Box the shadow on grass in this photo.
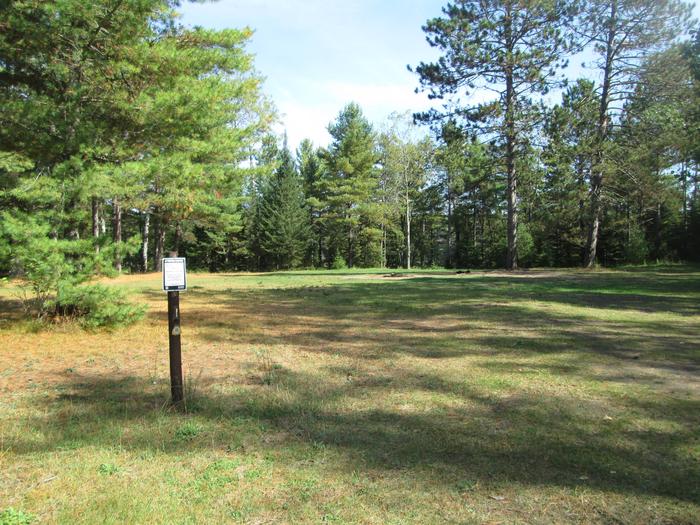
[5,268,700,505]
[8,368,700,505]
[139,271,700,366]
[0,296,24,323]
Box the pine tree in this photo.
[611,46,695,262]
[579,0,694,267]
[320,103,380,267]
[0,0,270,310]
[413,0,576,269]
[258,144,310,269]
[434,123,501,268]
[297,139,325,267]
[539,79,598,265]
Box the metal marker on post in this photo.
[162,257,187,405]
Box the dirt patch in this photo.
[589,360,700,395]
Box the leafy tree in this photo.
[378,113,434,269]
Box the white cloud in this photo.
[273,79,500,150]
[273,79,437,149]
[274,101,333,151]
[323,81,432,115]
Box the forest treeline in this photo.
[1,0,700,316]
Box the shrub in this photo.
[1,211,141,321]
[52,283,146,329]
[175,421,203,441]
[331,254,347,270]
[98,463,120,475]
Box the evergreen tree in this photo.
[297,139,325,267]
[320,103,380,267]
[610,46,695,262]
[0,0,270,314]
[413,0,576,269]
[434,123,502,268]
[684,31,700,260]
[245,135,282,270]
[538,79,598,266]
[411,182,447,267]
[579,0,694,266]
[258,143,310,269]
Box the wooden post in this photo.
[167,291,184,405]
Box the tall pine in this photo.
[579,0,694,266]
[320,103,380,267]
[413,0,576,269]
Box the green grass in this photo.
[1,266,699,523]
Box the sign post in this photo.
[162,257,186,405]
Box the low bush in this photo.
[330,255,347,270]
[52,283,146,329]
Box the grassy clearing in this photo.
[1,266,699,524]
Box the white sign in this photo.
[162,258,187,291]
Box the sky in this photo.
[179,0,700,150]
[178,0,445,149]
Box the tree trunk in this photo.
[347,216,354,268]
[92,197,100,253]
[681,160,688,231]
[585,175,603,267]
[504,95,518,269]
[318,234,323,268]
[113,196,122,272]
[446,186,453,268]
[480,203,486,265]
[585,0,616,268]
[155,221,165,272]
[142,212,150,272]
[421,217,426,266]
[626,203,631,248]
[455,212,461,268]
[473,206,478,264]
[405,193,411,270]
[174,222,183,257]
[380,222,386,268]
[504,5,518,270]
[655,201,662,258]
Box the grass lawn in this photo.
[1,266,699,524]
